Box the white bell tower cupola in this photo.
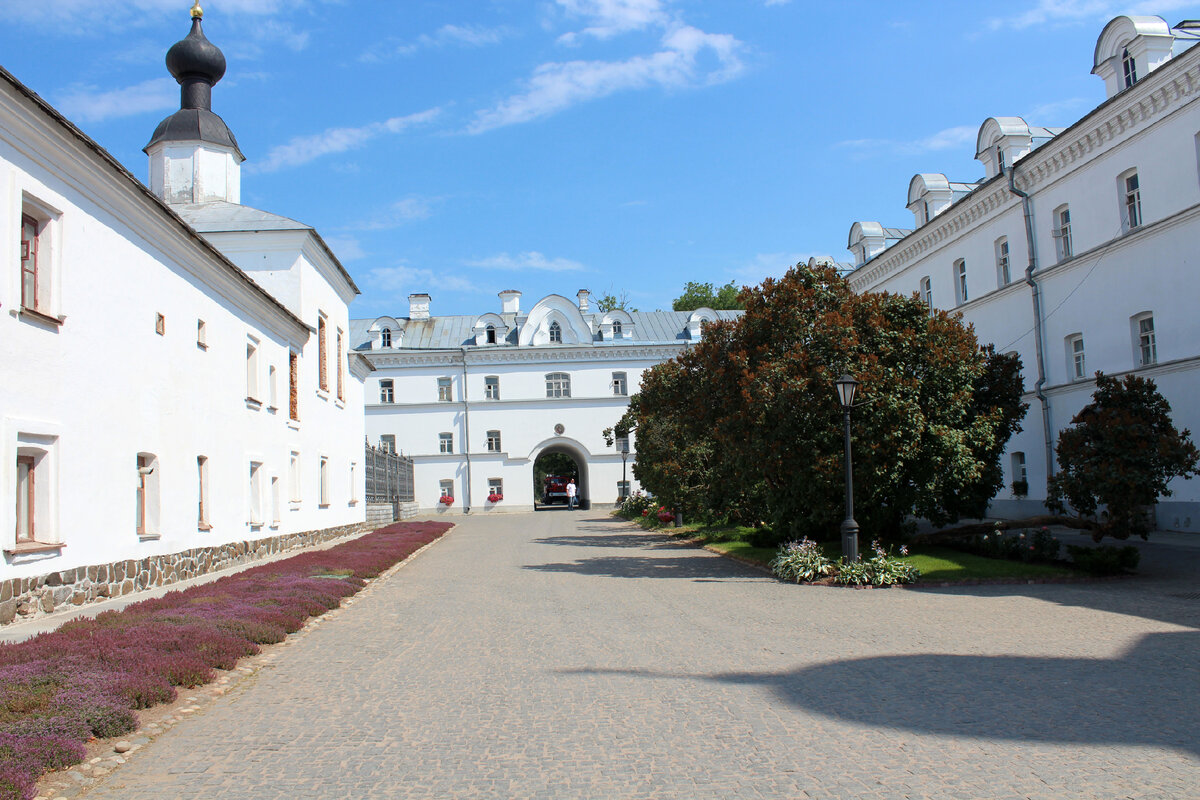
[144,3,244,205]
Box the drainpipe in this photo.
[1007,161,1055,483]
[459,348,473,514]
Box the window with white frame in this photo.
[954,260,968,305]
[197,319,207,348]
[336,328,345,401]
[15,454,36,544]
[439,432,453,453]
[268,365,278,410]
[920,276,933,310]
[289,451,301,502]
[1121,171,1142,231]
[439,480,454,498]
[546,372,571,398]
[488,478,503,497]
[380,328,392,348]
[246,339,260,403]
[485,324,496,344]
[1134,312,1157,366]
[612,372,627,396]
[1067,334,1086,380]
[249,461,264,525]
[317,314,328,392]
[1122,47,1138,88]
[612,320,623,337]
[289,351,299,422]
[484,376,500,400]
[486,430,502,452]
[1053,205,1072,262]
[1011,452,1027,493]
[380,434,396,453]
[995,237,1010,286]
[137,453,160,537]
[20,213,42,312]
[380,378,394,403]
[197,455,210,529]
[270,476,281,525]
[18,201,59,321]
[12,435,59,550]
[437,377,452,402]
[318,456,329,507]
[548,320,563,343]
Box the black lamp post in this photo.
[620,438,630,499]
[835,374,860,562]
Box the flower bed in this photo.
[0,521,451,800]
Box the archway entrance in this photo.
[533,445,588,510]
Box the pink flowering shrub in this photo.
[0,521,450,800]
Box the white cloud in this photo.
[360,23,509,61]
[349,197,441,231]
[367,263,481,295]
[465,251,587,272]
[986,0,1196,31]
[54,77,176,122]
[555,0,668,42]
[468,23,744,133]
[1029,96,1089,120]
[252,107,440,172]
[835,125,976,158]
[322,235,366,262]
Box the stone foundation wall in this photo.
[0,521,376,627]
[366,503,396,526]
[397,502,420,520]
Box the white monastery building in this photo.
[845,15,1200,529]
[0,7,366,619]
[353,291,738,514]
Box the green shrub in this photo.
[771,538,834,583]
[1066,544,1140,576]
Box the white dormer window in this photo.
[612,320,623,337]
[996,147,1005,174]
[549,321,562,343]
[486,324,496,344]
[1122,47,1138,88]
[380,328,391,348]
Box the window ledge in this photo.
[138,532,161,542]
[348,499,359,506]
[267,405,278,414]
[334,398,345,409]
[246,397,262,410]
[197,522,213,531]
[249,522,264,530]
[287,418,300,430]
[316,388,330,401]
[269,522,280,530]
[5,540,65,555]
[197,342,208,351]
[318,503,330,509]
[18,307,64,327]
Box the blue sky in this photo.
[3,0,1200,318]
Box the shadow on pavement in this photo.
[560,630,1200,756]
[524,553,765,581]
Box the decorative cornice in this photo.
[849,48,1200,293]
[364,344,685,368]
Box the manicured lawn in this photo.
[704,540,779,565]
[899,547,1075,581]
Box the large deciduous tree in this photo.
[1047,372,1199,540]
[611,263,1026,541]
[671,280,744,311]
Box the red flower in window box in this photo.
[439,495,454,506]
[487,493,503,503]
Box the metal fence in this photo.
[365,440,414,505]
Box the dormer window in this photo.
[1122,47,1138,88]
[996,147,1005,174]
[612,320,623,337]
[380,328,391,348]
[486,324,496,344]
[549,321,562,343]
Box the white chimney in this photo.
[408,293,431,320]
[499,289,521,314]
[577,289,590,313]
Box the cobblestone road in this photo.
[80,512,1200,799]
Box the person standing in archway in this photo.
[566,478,577,510]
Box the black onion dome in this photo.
[166,17,226,86]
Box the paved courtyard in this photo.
[77,511,1199,799]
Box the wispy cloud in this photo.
[763,0,792,6]
[466,251,587,271]
[348,197,441,231]
[360,23,510,62]
[367,263,481,295]
[1029,96,1089,120]
[54,77,176,122]
[0,0,296,32]
[555,0,668,43]
[986,0,1196,31]
[468,23,743,133]
[323,235,366,262]
[252,107,441,172]
[835,125,976,159]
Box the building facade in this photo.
[354,290,738,514]
[845,15,1200,528]
[1,8,366,618]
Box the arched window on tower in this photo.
[1122,47,1138,88]
[380,328,391,348]
[486,324,496,344]
[548,320,563,343]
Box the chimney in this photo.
[408,293,431,320]
[498,289,521,314]
[576,289,590,313]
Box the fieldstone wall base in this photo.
[366,503,396,526]
[397,502,420,520]
[0,520,376,628]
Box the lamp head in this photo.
[835,374,859,409]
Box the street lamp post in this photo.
[835,374,860,562]
[620,438,630,499]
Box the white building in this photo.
[353,290,738,514]
[0,7,366,621]
[845,15,1200,529]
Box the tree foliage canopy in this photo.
[609,264,1027,542]
[671,280,744,311]
[1048,372,1199,540]
[596,290,635,312]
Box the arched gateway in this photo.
[531,438,590,509]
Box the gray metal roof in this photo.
[350,308,744,352]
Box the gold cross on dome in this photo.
[190,1,203,19]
